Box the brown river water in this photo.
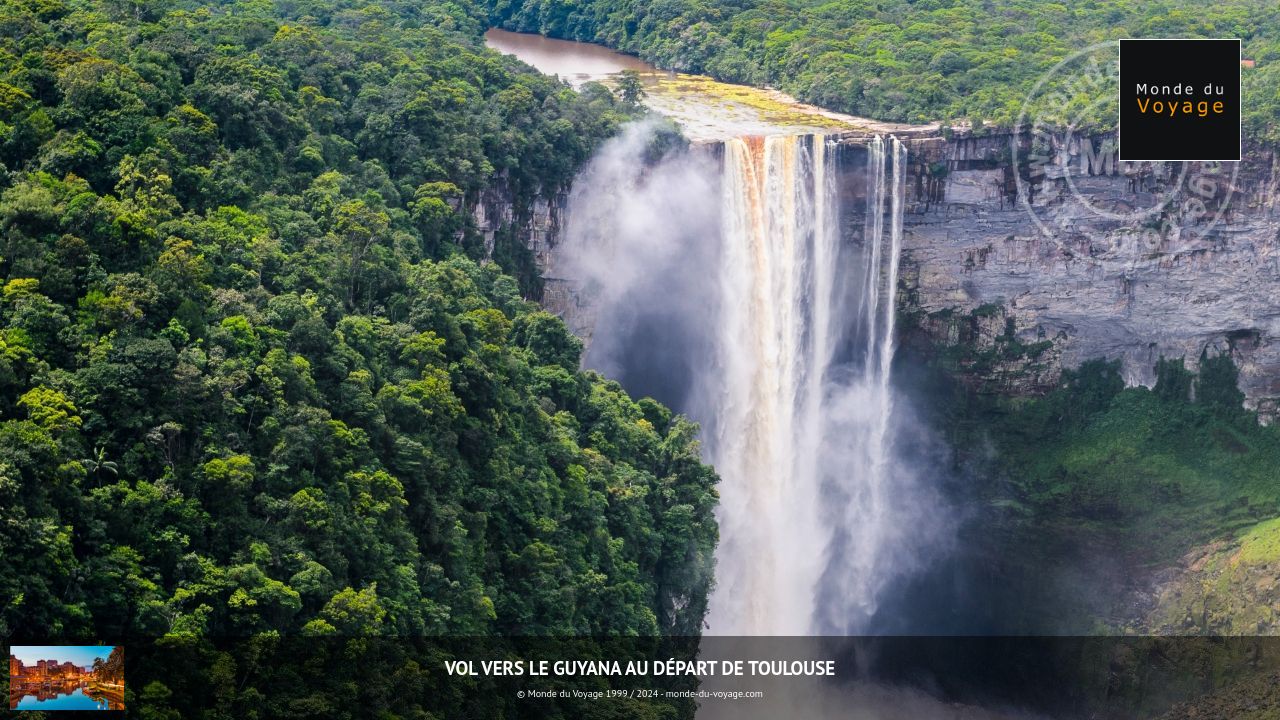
[484,29,655,85]
[484,29,933,141]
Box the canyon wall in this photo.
[878,132,1280,419]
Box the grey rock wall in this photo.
[878,132,1280,419]
[469,182,565,286]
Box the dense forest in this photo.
[0,0,719,644]
[487,0,1280,140]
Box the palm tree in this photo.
[82,446,119,479]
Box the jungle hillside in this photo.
[0,0,718,642]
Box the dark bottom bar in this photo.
[7,636,1280,718]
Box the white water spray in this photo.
[555,126,920,636]
[706,134,907,635]
[814,135,911,634]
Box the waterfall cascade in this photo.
[706,134,908,635]
[822,135,909,634]
[555,124,912,636]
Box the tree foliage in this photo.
[0,0,718,641]
[488,0,1280,138]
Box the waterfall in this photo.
[815,134,910,634]
[707,135,830,635]
[555,124,916,636]
[706,134,908,635]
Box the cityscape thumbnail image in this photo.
[9,646,124,711]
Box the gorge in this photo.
[486,30,1280,640]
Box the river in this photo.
[11,685,121,711]
[484,29,933,142]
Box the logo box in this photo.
[1119,38,1241,162]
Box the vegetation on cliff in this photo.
[927,345,1280,631]
[0,0,718,644]
[955,355,1278,555]
[486,0,1280,140]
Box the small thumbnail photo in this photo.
[8,646,124,711]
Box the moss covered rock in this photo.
[1145,517,1280,635]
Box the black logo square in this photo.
[1119,39,1240,162]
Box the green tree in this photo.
[616,70,646,109]
[1197,352,1247,420]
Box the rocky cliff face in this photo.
[874,132,1280,420]
[469,181,566,291]
[1130,515,1280,635]
[476,190,564,268]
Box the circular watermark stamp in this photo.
[1012,42,1238,267]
